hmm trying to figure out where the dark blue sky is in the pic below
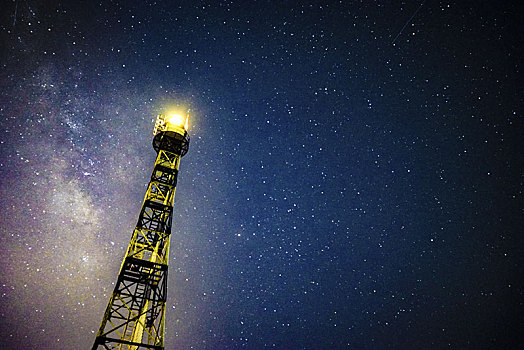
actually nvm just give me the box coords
[0,1,522,349]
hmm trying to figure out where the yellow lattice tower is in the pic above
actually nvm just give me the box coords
[92,111,190,350]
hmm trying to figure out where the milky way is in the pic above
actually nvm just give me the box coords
[1,1,522,349]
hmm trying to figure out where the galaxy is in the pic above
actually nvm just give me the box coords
[0,1,522,349]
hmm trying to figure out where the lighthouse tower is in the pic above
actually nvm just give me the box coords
[92,111,190,349]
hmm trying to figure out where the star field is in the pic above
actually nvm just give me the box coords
[0,1,522,349]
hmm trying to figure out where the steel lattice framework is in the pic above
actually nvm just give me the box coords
[93,114,190,350]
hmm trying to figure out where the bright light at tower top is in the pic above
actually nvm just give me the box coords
[166,114,185,128]
[153,110,189,135]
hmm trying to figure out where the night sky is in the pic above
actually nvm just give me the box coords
[1,1,523,349]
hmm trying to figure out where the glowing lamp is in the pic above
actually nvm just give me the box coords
[153,111,189,136]
[166,114,185,128]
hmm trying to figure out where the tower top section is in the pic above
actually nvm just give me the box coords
[153,111,190,136]
[152,111,190,156]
